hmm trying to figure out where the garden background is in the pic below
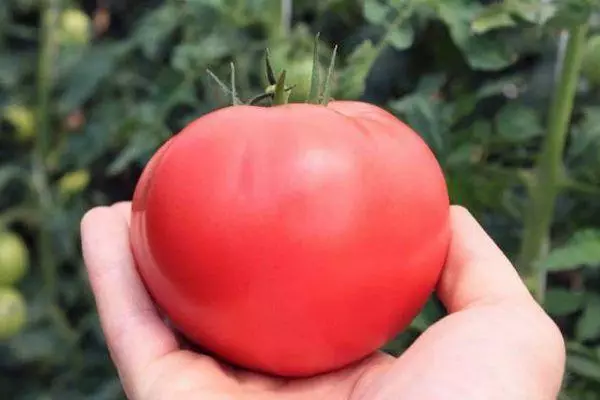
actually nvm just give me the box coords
[1,0,600,399]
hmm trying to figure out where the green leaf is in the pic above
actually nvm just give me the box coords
[540,230,600,272]
[569,107,600,159]
[364,0,390,24]
[0,53,32,89]
[476,75,526,99]
[171,34,231,74]
[446,143,483,167]
[410,297,445,332]
[567,353,600,382]
[9,327,68,364]
[334,40,378,99]
[391,87,449,154]
[460,36,518,71]
[576,296,600,342]
[494,103,543,142]
[434,0,483,43]
[505,0,557,25]
[544,289,585,316]
[132,3,181,59]
[548,0,595,29]
[107,134,163,176]
[434,1,518,70]
[471,6,516,34]
[0,165,27,191]
[386,24,415,50]
[58,42,130,114]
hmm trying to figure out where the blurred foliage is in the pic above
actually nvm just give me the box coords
[1,0,600,399]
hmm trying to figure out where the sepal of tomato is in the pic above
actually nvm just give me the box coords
[130,101,451,377]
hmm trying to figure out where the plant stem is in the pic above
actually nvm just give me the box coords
[518,23,589,303]
[280,0,293,37]
[35,0,61,304]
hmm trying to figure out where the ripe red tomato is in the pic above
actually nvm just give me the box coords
[130,100,451,377]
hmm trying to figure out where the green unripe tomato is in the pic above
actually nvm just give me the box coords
[58,169,91,199]
[59,8,91,46]
[3,104,36,142]
[0,232,29,286]
[582,35,600,87]
[0,287,26,341]
[285,58,325,102]
[265,50,326,103]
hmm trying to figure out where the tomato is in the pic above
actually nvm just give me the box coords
[130,101,451,377]
[0,287,26,340]
[582,35,600,87]
[58,169,90,199]
[268,56,325,102]
[58,8,91,46]
[3,104,36,142]
[0,231,29,287]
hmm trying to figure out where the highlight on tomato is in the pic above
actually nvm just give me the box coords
[129,38,451,378]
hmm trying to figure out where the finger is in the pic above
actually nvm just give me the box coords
[437,205,532,312]
[81,204,178,397]
[359,206,565,400]
[111,201,132,225]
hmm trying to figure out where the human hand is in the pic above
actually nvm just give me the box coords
[81,203,565,400]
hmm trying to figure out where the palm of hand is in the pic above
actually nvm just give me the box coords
[81,203,565,400]
[139,349,389,400]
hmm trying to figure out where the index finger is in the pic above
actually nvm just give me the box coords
[437,206,533,312]
[81,203,178,398]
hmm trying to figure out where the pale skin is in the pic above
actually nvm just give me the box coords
[81,203,566,400]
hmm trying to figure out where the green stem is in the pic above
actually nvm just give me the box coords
[563,178,600,196]
[0,206,40,228]
[35,0,61,304]
[373,3,413,54]
[280,0,292,38]
[517,24,589,303]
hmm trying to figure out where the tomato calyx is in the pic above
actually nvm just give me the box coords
[207,34,338,107]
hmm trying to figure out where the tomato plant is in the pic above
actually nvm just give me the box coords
[0,232,29,287]
[130,93,451,377]
[3,0,600,397]
[582,35,600,86]
[0,287,26,341]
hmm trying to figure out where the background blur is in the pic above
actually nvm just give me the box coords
[1,0,600,399]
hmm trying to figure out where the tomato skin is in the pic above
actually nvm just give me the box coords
[58,169,91,199]
[3,105,36,142]
[0,232,29,287]
[0,287,27,340]
[130,101,451,377]
[59,8,91,45]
